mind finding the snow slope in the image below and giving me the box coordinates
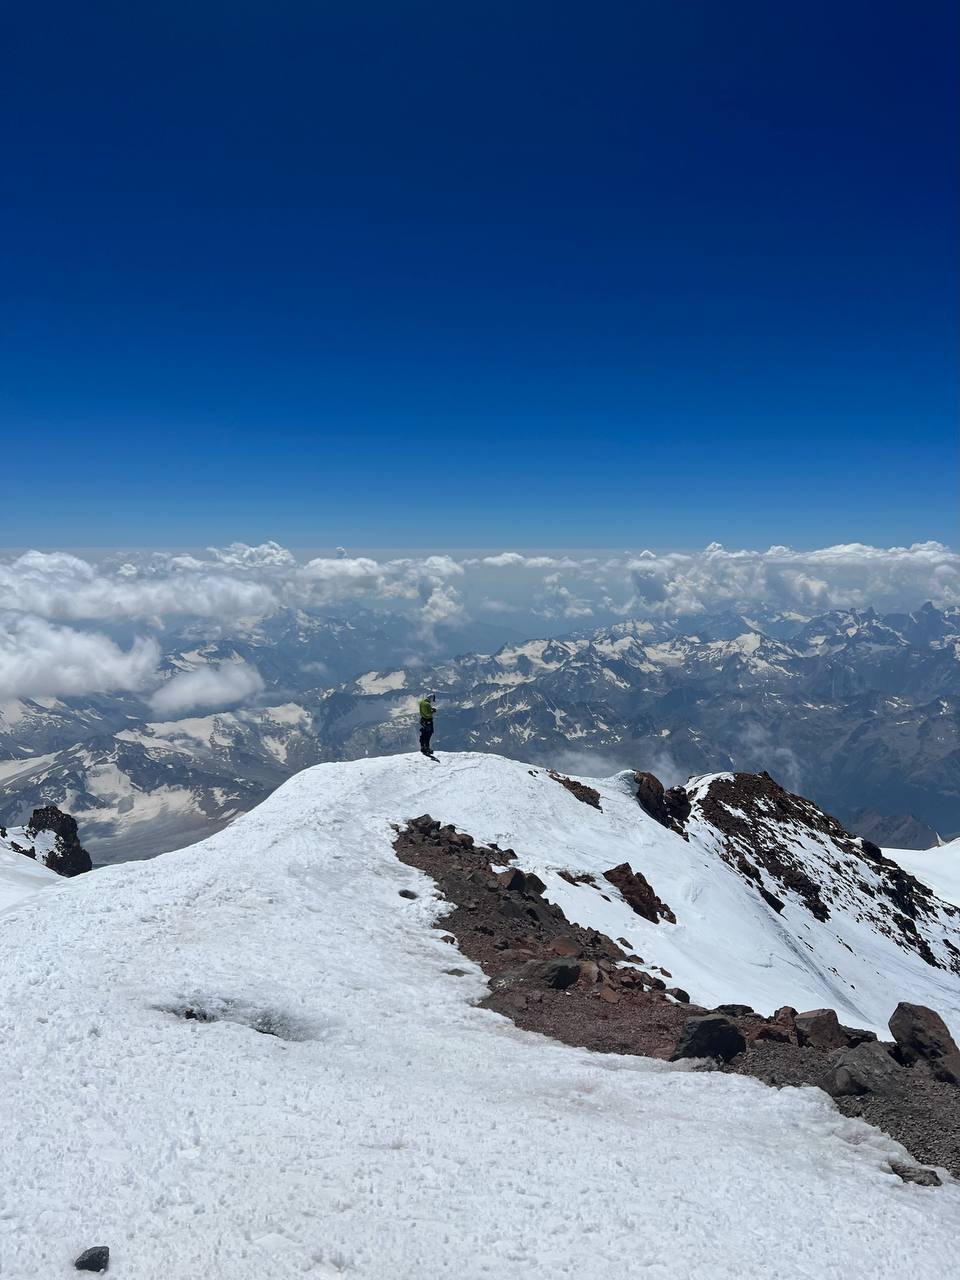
[0,828,61,912]
[885,838,960,908]
[1,752,958,1279]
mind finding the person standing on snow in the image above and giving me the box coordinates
[418,694,436,755]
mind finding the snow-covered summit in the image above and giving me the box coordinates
[2,751,959,1277]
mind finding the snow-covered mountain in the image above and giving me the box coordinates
[2,751,958,1278]
[2,603,958,862]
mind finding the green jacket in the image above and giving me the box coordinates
[419,697,435,720]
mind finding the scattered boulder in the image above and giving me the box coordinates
[549,936,582,958]
[603,863,676,924]
[716,1003,755,1017]
[794,1009,846,1051]
[668,987,691,1003]
[671,1015,746,1063]
[826,1041,905,1098]
[398,889,418,900]
[74,1246,109,1272]
[890,1161,942,1187]
[889,1003,960,1084]
[515,958,581,990]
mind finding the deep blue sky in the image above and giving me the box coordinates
[1,1,956,548]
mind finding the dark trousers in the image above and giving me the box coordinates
[419,717,434,752]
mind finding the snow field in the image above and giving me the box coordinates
[0,752,958,1278]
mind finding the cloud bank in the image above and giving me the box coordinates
[149,661,265,717]
[0,539,956,703]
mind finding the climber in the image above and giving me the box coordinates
[418,694,436,756]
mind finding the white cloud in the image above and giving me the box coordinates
[0,538,956,701]
[0,615,160,702]
[149,661,265,716]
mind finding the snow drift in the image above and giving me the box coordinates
[1,751,958,1278]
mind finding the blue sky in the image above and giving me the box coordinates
[1,1,956,549]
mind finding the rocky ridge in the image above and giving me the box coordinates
[394,767,960,1180]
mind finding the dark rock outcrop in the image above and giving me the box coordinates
[603,862,676,924]
[889,1002,960,1084]
[634,772,689,834]
[826,1041,905,1098]
[671,1015,746,1063]
[21,806,92,877]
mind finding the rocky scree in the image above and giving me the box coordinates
[395,814,960,1181]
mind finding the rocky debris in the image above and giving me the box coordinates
[74,1246,109,1272]
[22,806,92,877]
[889,1002,960,1084]
[393,815,960,1178]
[510,958,581,990]
[602,862,676,924]
[890,1161,942,1187]
[634,772,690,834]
[691,773,956,974]
[826,1041,905,1098]
[725,1039,960,1177]
[671,1015,746,1063]
[548,770,601,810]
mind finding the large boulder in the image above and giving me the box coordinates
[634,773,690,833]
[889,1002,960,1084]
[671,1015,746,1063]
[794,1008,846,1051]
[826,1041,905,1098]
[515,958,581,990]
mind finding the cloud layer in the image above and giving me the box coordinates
[0,539,957,703]
[149,661,265,717]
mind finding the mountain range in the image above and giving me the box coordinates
[1,602,957,862]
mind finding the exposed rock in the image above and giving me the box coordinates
[24,806,92,877]
[668,987,691,1003]
[549,936,582,958]
[74,1246,109,1272]
[889,1003,960,1084]
[826,1041,905,1098]
[633,771,690,834]
[548,770,601,810]
[398,889,418,899]
[794,1009,845,1051]
[603,862,676,924]
[515,958,581,990]
[717,1003,755,1017]
[890,1161,942,1187]
[671,1015,746,1063]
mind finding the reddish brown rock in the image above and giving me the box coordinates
[603,863,676,924]
[795,1009,846,1050]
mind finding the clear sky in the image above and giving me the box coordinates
[1,1,956,549]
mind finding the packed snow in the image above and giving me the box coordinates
[1,752,958,1278]
[885,838,960,909]
[0,827,61,912]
